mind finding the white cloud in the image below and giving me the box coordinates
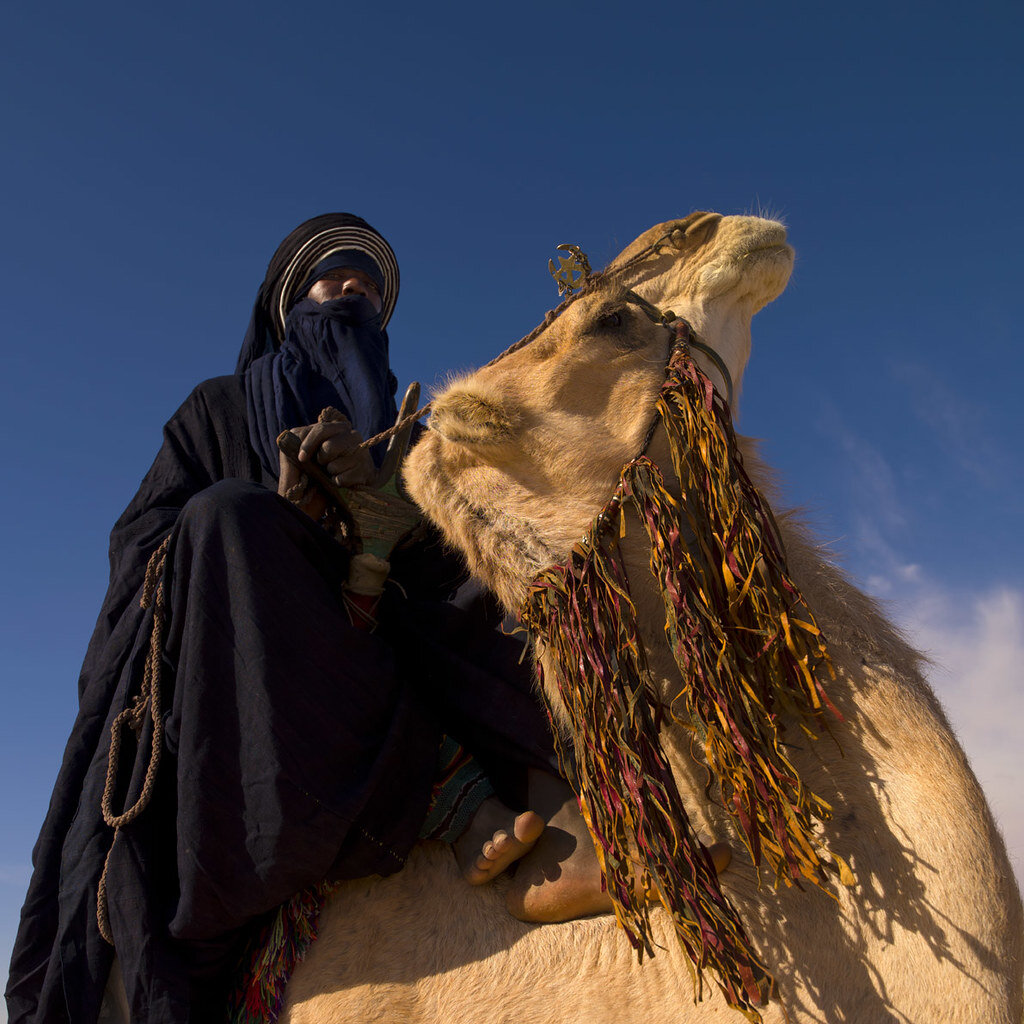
[821,416,1024,908]
[878,576,1024,892]
[836,427,907,535]
[799,406,1022,904]
[904,585,1023,868]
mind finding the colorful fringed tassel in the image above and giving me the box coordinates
[519,344,846,1020]
[228,880,339,1024]
[524,526,774,1016]
[649,347,843,887]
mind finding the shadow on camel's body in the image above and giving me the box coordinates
[280,213,1024,1023]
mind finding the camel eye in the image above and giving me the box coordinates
[597,311,622,330]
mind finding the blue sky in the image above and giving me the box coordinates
[2,1,1021,1008]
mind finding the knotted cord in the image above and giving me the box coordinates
[97,535,171,944]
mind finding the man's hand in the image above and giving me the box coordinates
[277,410,375,521]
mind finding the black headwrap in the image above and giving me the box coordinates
[237,213,400,475]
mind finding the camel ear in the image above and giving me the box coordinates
[605,211,713,273]
[429,390,515,445]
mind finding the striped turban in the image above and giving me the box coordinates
[236,213,400,374]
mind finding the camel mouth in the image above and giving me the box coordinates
[698,232,793,309]
[737,241,794,264]
[731,222,790,261]
[729,241,795,289]
[736,232,790,257]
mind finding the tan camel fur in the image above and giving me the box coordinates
[280,213,1024,1023]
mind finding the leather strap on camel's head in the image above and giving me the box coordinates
[619,288,736,409]
[358,231,736,458]
[546,236,736,406]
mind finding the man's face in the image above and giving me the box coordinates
[307,267,383,312]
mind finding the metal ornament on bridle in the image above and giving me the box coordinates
[548,242,736,408]
[548,243,593,295]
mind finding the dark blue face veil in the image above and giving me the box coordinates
[235,213,401,477]
[243,294,399,476]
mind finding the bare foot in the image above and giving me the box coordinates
[507,771,733,923]
[452,796,545,886]
[506,793,612,923]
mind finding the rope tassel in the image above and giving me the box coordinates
[97,534,171,944]
[519,344,844,1020]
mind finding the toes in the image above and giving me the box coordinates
[513,811,545,846]
[476,833,508,864]
[464,814,545,886]
[466,864,490,885]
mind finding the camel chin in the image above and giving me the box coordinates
[280,213,1024,1024]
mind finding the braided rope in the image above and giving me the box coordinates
[97,535,171,944]
[358,403,433,451]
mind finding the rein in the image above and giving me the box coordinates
[620,289,735,410]
[358,224,736,454]
[632,308,737,463]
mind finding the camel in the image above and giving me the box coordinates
[278,213,1024,1023]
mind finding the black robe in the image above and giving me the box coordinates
[6,375,555,1023]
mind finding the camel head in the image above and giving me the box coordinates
[605,211,793,401]
[403,213,794,612]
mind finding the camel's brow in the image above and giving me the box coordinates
[481,275,642,371]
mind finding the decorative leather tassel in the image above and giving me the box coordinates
[519,343,845,1020]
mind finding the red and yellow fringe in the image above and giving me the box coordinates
[520,345,846,1019]
[228,880,339,1024]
